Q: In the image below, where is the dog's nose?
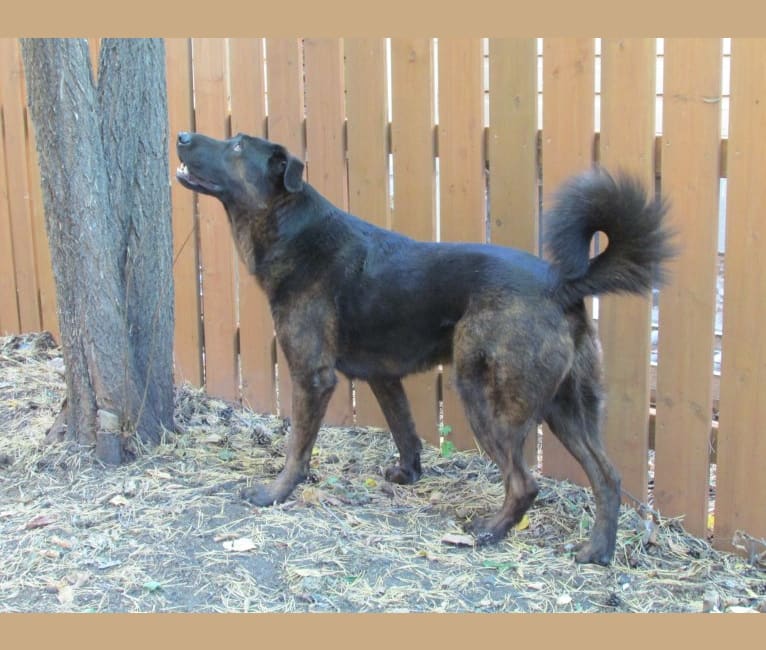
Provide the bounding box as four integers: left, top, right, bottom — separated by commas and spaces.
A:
178, 131, 192, 146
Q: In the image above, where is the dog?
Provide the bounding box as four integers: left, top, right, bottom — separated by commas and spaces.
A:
176, 131, 674, 565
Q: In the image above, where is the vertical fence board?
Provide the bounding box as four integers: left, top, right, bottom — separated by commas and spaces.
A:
715, 38, 766, 551
0, 40, 20, 335
265, 38, 304, 418
345, 38, 391, 429
21, 65, 58, 340
390, 38, 439, 446
489, 38, 539, 254
166, 38, 203, 387
229, 38, 276, 414
191, 38, 239, 401
0, 39, 41, 333
540, 38, 595, 485
598, 38, 656, 504
488, 37, 539, 467
303, 38, 353, 427
654, 39, 721, 538
438, 38, 485, 451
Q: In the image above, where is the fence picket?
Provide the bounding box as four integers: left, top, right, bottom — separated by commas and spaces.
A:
598, 38, 657, 504
0, 39, 41, 333
389, 38, 440, 446
715, 38, 766, 551
264, 38, 304, 418
166, 37, 203, 387
438, 38, 485, 451
191, 38, 239, 401
654, 38, 722, 538
303, 38, 354, 427
488, 37, 539, 467
229, 38, 276, 414
539, 38, 595, 486
345, 38, 391, 430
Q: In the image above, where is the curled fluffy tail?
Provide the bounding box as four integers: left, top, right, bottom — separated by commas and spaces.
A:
544, 168, 675, 308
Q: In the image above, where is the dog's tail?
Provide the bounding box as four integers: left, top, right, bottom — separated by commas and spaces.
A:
544, 168, 675, 308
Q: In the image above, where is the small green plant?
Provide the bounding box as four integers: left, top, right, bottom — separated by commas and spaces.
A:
439, 424, 456, 458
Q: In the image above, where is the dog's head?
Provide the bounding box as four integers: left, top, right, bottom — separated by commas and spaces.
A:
176, 131, 305, 209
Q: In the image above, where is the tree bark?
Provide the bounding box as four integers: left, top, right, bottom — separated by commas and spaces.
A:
20, 38, 174, 464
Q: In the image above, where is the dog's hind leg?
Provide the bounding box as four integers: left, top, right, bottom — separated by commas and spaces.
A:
368, 378, 422, 484
453, 305, 572, 546
544, 362, 621, 565
453, 351, 541, 544
459, 391, 540, 546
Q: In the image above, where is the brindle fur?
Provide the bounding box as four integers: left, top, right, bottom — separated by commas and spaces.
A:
176, 131, 674, 565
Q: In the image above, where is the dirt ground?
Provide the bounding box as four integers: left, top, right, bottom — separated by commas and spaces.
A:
0, 333, 763, 613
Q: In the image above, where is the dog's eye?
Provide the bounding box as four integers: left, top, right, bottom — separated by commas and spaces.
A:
232, 142, 242, 153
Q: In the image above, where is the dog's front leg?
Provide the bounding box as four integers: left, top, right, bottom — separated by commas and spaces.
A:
368, 377, 422, 484
241, 365, 337, 506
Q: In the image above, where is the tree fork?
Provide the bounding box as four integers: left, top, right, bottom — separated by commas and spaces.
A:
21, 38, 175, 464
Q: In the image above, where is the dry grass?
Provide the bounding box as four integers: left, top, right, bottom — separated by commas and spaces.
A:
0, 333, 763, 613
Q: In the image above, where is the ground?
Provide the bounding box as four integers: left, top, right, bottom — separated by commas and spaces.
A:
0, 333, 763, 613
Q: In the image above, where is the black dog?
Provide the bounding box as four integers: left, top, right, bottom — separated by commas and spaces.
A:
176, 131, 673, 565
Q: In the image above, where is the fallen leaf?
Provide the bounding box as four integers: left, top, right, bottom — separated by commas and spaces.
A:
50, 536, 73, 550
222, 537, 257, 552
556, 594, 572, 606
145, 469, 172, 480
39, 549, 60, 559
213, 533, 239, 543
527, 582, 545, 591
24, 514, 55, 530
441, 533, 475, 547
71, 572, 90, 589
301, 486, 322, 505
668, 541, 688, 555
109, 495, 129, 507
57, 585, 75, 606
364, 478, 378, 489
514, 514, 530, 531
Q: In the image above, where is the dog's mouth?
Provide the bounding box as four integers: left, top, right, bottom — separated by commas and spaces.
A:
176, 163, 223, 194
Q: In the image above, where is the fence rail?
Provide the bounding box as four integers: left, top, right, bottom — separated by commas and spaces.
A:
1, 37, 763, 553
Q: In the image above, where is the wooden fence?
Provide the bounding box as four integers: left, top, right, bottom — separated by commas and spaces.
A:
0, 37, 764, 553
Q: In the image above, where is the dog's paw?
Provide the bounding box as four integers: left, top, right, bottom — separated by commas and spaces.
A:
463, 516, 507, 546
573, 541, 613, 566
384, 463, 421, 485
240, 483, 280, 507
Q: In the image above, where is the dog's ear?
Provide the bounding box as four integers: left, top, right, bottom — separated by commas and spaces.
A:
269, 146, 305, 193
283, 154, 305, 193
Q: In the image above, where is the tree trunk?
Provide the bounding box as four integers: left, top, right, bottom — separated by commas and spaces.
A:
20, 38, 174, 464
